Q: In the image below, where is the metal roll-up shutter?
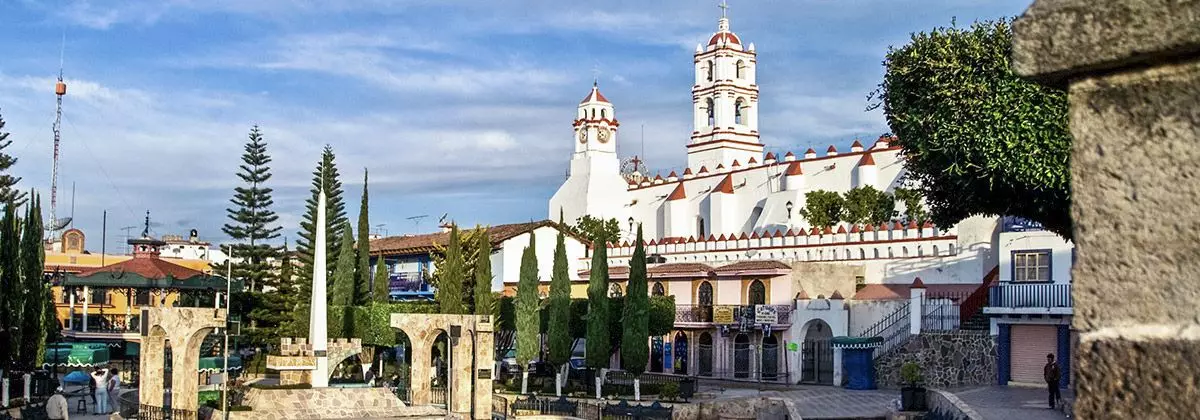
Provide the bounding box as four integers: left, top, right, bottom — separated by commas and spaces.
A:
1010, 324, 1058, 384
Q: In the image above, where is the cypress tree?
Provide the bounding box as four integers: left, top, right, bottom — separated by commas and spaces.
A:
354, 168, 371, 305
19, 194, 46, 369
372, 255, 390, 303
0, 110, 26, 206
622, 224, 650, 399
274, 241, 298, 334
332, 221, 357, 306
0, 203, 18, 366
436, 226, 465, 314
472, 229, 494, 316
514, 232, 538, 394
585, 239, 610, 398
294, 146, 347, 335
547, 219, 571, 396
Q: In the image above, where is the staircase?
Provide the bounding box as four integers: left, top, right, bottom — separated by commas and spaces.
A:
854, 301, 912, 359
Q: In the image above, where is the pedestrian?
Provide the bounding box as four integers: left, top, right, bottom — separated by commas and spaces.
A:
1044, 353, 1061, 409
107, 368, 123, 414
46, 386, 69, 420
90, 368, 109, 414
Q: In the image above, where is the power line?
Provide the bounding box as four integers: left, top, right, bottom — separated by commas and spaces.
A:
62, 117, 140, 218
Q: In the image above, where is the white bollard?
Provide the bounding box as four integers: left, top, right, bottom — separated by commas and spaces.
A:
2, 377, 9, 408
22, 373, 31, 401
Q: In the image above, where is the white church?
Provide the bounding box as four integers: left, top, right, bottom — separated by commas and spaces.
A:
543, 9, 1074, 387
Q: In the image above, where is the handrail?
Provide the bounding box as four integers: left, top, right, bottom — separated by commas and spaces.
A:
856, 300, 910, 338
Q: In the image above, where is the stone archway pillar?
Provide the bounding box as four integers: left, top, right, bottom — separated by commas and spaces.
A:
137, 307, 226, 412
409, 332, 433, 406
392, 313, 493, 419
138, 330, 166, 408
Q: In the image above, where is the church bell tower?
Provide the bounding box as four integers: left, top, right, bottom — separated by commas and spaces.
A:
687, 4, 763, 170
549, 83, 630, 226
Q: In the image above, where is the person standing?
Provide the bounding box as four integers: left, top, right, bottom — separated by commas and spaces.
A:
107, 368, 123, 414
46, 386, 70, 420
1044, 353, 1062, 409
90, 368, 109, 414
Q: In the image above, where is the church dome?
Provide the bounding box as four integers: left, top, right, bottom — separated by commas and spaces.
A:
706, 16, 743, 50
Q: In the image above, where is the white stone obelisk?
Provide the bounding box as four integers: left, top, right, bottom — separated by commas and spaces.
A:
309, 183, 330, 387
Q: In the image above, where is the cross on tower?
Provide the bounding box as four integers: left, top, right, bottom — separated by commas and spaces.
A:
591, 64, 601, 86
718, 0, 729, 17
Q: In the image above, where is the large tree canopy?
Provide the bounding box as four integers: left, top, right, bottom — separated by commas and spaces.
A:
874, 18, 1072, 239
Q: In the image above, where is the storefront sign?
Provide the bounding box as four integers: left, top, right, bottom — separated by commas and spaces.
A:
713, 306, 736, 324
754, 305, 778, 325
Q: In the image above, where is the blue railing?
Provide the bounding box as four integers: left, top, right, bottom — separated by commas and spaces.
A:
989, 283, 1072, 308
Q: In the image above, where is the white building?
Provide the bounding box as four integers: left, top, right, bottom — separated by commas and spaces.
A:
548, 10, 1006, 384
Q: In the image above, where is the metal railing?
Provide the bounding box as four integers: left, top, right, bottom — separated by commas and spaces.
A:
855, 300, 911, 358
511, 396, 581, 417
430, 386, 447, 407
137, 404, 198, 420
674, 304, 793, 325
675, 305, 713, 323
68, 314, 140, 333
989, 283, 1073, 308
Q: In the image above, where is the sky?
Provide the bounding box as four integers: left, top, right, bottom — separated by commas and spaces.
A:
0, 0, 1030, 252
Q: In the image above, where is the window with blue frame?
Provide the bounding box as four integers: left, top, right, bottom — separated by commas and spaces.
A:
1013, 251, 1051, 282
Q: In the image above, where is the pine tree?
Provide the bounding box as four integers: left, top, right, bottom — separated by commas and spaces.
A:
332, 221, 357, 306
19, 194, 45, 369
514, 232, 539, 394
274, 241, 298, 334
547, 219, 571, 396
436, 226, 465, 314
372, 256, 390, 303
622, 224, 650, 399
585, 239, 610, 398
0, 110, 26, 206
294, 146, 348, 335
0, 203, 19, 366
222, 126, 283, 292
472, 229, 494, 316
355, 169, 371, 305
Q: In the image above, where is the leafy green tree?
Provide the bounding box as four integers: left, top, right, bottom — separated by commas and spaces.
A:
294, 146, 348, 335
798, 190, 845, 228
354, 169, 371, 305
622, 225, 650, 399
19, 194, 46, 369
648, 296, 676, 337
514, 233, 539, 394
472, 229, 495, 316
547, 219, 571, 396
332, 221, 357, 306
429, 227, 483, 292
843, 186, 896, 226
0, 203, 18, 366
372, 255, 390, 303
894, 188, 930, 225
585, 240, 610, 398
436, 226, 466, 314
0, 111, 26, 206
873, 19, 1072, 239
573, 215, 620, 244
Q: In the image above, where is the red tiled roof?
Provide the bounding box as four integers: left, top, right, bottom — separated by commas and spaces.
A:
827, 145, 838, 153
731, 160, 741, 167
707, 31, 742, 46
853, 283, 981, 301
77, 257, 208, 281
371, 220, 583, 256
667, 171, 678, 178
713, 260, 791, 273
785, 161, 803, 176
713, 174, 735, 194
667, 183, 687, 201
578, 265, 631, 279
804, 148, 816, 155
784, 151, 795, 158
580, 86, 610, 104
851, 139, 864, 149
859, 153, 876, 166
683, 168, 693, 175
748, 156, 758, 164
649, 263, 714, 275
765, 152, 776, 160
836, 225, 847, 234
829, 290, 845, 299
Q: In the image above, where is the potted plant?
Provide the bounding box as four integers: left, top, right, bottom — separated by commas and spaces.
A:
899, 362, 927, 411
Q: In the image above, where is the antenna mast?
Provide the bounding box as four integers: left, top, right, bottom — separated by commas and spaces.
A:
49, 32, 69, 235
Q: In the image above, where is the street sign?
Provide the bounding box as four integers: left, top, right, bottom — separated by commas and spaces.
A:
787, 342, 799, 352
754, 305, 778, 325
713, 306, 736, 324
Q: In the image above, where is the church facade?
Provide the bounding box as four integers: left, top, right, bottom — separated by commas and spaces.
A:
549, 11, 1003, 384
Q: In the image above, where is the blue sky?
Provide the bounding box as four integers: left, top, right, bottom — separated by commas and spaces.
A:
0, 0, 1030, 251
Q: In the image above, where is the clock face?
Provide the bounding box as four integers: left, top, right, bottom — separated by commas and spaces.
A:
598, 129, 610, 143
578, 130, 588, 143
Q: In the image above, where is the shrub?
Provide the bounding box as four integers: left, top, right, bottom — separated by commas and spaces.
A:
900, 362, 923, 386
659, 382, 680, 401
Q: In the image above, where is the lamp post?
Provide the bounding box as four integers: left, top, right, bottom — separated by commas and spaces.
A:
785, 201, 794, 220
222, 246, 232, 420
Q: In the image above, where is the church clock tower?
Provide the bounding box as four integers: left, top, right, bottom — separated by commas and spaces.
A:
549, 83, 630, 228
687, 5, 763, 170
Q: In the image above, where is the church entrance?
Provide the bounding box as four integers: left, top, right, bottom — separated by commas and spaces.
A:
698, 332, 713, 377
733, 333, 751, 379
801, 320, 834, 385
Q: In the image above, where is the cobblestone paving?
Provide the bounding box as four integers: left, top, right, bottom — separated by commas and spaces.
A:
950, 386, 1071, 420
694, 384, 895, 419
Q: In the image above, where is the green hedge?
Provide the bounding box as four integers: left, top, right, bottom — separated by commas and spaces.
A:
327, 302, 438, 346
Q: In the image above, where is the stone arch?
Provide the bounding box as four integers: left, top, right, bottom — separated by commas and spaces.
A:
137, 307, 226, 412
389, 314, 493, 416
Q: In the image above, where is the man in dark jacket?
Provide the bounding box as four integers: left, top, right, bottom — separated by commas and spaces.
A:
1044, 353, 1062, 408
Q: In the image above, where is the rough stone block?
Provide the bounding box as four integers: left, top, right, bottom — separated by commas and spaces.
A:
1075, 337, 1200, 417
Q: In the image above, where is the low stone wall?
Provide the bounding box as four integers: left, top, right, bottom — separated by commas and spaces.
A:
671, 397, 799, 420
926, 389, 982, 420
216, 387, 444, 419
875, 332, 996, 388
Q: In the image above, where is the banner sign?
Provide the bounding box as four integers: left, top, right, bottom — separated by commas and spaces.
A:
713, 306, 736, 324
754, 305, 778, 325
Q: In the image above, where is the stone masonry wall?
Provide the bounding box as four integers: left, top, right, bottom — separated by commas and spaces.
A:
874, 332, 996, 388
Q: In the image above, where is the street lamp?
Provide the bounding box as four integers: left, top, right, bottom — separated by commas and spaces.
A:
785, 201, 794, 219
627, 217, 635, 233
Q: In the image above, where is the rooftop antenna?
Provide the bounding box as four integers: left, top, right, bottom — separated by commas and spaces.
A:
47, 31, 72, 233
374, 223, 388, 237
406, 215, 428, 233
119, 225, 138, 254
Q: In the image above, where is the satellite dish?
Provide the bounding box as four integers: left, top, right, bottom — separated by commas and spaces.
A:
46, 217, 72, 231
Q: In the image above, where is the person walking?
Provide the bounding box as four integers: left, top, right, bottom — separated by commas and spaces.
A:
107, 368, 123, 414
46, 386, 70, 420
90, 368, 109, 414
1044, 353, 1062, 409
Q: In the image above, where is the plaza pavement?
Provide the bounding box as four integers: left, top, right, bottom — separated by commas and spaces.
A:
950, 386, 1071, 420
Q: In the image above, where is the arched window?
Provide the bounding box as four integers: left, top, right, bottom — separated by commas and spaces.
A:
917, 246, 924, 257
933, 245, 940, 256
601, 109, 606, 119
706, 60, 714, 81
873, 248, 880, 259
844, 249, 851, 259
698, 282, 714, 307
736, 60, 746, 79
902, 247, 909, 257
590, 109, 595, 119
735, 98, 744, 124
888, 247, 894, 258
859, 249, 865, 259
748, 280, 766, 305
949, 244, 956, 255
609, 283, 624, 298
652, 282, 665, 297
697, 217, 706, 238
706, 98, 715, 126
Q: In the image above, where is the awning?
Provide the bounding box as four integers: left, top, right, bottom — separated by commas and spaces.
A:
66, 346, 111, 367
63, 370, 91, 384
198, 356, 242, 373
126, 342, 141, 357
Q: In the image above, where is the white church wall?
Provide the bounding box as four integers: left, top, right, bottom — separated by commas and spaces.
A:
998, 229, 1074, 284
498, 226, 588, 287
848, 300, 907, 335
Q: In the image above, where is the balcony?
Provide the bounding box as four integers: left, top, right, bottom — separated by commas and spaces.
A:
389, 272, 435, 300
63, 313, 141, 339
985, 283, 1073, 315
675, 304, 793, 327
